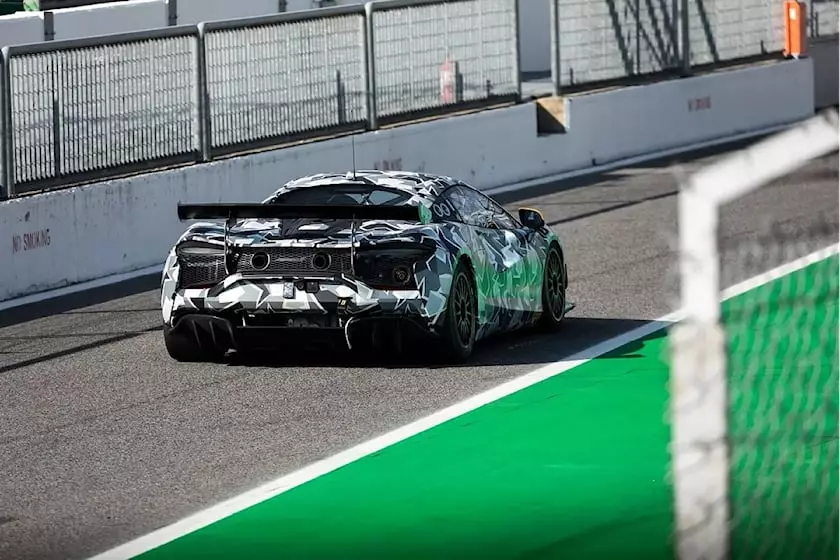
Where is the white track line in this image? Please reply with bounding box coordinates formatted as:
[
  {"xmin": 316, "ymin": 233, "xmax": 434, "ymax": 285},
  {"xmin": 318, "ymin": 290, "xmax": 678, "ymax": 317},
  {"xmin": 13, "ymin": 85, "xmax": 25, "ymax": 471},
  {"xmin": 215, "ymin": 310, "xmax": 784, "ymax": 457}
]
[
  {"xmin": 87, "ymin": 243, "xmax": 840, "ymax": 560},
  {"xmin": 0, "ymin": 119, "xmax": 801, "ymax": 314}
]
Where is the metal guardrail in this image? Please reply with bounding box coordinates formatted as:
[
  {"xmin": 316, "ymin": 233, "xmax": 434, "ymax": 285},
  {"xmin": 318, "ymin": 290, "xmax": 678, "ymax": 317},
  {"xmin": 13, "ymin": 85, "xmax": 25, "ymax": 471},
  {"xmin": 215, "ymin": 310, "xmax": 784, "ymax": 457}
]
[{"xmin": 0, "ymin": 0, "xmax": 836, "ymax": 198}]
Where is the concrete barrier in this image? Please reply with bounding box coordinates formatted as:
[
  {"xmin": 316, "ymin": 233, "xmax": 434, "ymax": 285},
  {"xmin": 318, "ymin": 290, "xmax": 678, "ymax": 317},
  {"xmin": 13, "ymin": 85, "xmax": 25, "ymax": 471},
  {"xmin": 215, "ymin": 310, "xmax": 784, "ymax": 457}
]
[
  {"xmin": 0, "ymin": 11, "xmax": 44, "ymax": 47},
  {"xmin": 0, "ymin": 59, "xmax": 815, "ymax": 303},
  {"xmin": 51, "ymin": 0, "xmax": 168, "ymax": 41},
  {"xmin": 174, "ymin": 0, "xmax": 283, "ymax": 25},
  {"xmin": 565, "ymin": 61, "xmax": 816, "ymax": 166}
]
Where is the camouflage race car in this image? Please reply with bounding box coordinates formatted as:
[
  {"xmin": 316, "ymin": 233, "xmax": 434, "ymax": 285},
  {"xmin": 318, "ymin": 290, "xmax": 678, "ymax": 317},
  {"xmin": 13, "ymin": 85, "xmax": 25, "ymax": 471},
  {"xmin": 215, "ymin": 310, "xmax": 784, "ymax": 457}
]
[{"xmin": 161, "ymin": 170, "xmax": 573, "ymax": 363}]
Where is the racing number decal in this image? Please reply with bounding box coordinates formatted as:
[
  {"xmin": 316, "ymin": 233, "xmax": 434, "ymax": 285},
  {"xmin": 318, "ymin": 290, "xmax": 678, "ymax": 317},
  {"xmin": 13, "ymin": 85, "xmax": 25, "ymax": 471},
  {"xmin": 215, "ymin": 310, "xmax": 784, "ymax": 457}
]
[{"xmin": 432, "ymin": 200, "xmax": 454, "ymax": 220}]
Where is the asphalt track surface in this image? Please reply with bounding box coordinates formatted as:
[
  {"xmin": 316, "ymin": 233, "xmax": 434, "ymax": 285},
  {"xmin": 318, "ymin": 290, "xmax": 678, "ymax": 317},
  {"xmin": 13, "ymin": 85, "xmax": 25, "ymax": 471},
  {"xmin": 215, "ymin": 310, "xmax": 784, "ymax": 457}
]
[{"xmin": 0, "ymin": 143, "xmax": 837, "ymax": 560}]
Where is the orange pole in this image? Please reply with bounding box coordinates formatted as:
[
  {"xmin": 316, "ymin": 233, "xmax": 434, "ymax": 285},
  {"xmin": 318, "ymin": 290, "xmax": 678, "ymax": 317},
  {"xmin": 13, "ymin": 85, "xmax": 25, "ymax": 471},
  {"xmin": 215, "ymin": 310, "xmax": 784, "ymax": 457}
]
[{"xmin": 783, "ymin": 0, "xmax": 808, "ymax": 58}]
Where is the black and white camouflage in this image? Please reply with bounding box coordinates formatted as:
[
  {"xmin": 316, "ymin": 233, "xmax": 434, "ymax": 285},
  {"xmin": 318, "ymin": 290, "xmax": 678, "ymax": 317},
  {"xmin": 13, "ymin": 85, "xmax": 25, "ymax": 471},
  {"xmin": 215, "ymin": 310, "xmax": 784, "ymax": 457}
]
[{"xmin": 160, "ymin": 170, "xmax": 570, "ymax": 352}]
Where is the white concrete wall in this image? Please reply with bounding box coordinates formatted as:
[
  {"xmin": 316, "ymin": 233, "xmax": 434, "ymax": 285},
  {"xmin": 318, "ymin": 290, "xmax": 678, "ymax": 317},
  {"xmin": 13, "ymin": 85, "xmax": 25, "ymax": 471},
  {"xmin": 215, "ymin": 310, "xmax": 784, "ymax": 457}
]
[
  {"xmin": 173, "ymin": 0, "xmax": 279, "ymax": 25},
  {"xmin": 566, "ymin": 61, "xmax": 815, "ymax": 165},
  {"xmin": 51, "ymin": 0, "xmax": 168, "ymax": 41},
  {"xmin": 0, "ymin": 12, "xmax": 45, "ymax": 47},
  {"xmin": 0, "ymin": 59, "xmax": 815, "ymax": 302}
]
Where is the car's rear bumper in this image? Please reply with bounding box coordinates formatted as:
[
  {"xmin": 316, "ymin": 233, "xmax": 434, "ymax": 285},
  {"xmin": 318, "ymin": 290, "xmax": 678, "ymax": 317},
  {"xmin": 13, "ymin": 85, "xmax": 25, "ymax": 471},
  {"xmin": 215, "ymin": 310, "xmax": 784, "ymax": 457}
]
[
  {"xmin": 166, "ymin": 276, "xmax": 436, "ymax": 351},
  {"xmin": 170, "ymin": 311, "xmax": 435, "ymax": 352}
]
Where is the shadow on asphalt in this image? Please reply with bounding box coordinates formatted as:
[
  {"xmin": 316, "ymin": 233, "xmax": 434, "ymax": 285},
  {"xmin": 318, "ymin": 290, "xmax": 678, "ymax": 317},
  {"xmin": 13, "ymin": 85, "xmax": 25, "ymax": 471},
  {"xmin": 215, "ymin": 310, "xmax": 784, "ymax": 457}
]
[
  {"xmin": 0, "ymin": 315, "xmax": 669, "ymax": 374},
  {"xmin": 224, "ymin": 316, "xmax": 669, "ymax": 370},
  {"xmin": 0, "ymin": 274, "xmax": 161, "ymax": 329},
  {"xmin": 0, "ymin": 325, "xmax": 162, "ymax": 375}
]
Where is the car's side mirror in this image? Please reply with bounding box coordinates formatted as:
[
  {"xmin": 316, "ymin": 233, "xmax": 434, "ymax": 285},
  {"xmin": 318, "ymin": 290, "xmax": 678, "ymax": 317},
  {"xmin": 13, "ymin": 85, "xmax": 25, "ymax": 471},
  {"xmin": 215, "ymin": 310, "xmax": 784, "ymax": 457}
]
[{"xmin": 518, "ymin": 207, "xmax": 545, "ymax": 230}]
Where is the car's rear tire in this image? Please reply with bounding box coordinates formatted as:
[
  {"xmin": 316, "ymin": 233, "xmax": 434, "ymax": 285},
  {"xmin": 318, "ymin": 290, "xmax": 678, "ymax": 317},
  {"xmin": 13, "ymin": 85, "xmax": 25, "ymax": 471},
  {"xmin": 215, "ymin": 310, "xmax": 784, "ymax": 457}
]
[
  {"xmin": 538, "ymin": 244, "xmax": 567, "ymax": 331},
  {"xmin": 437, "ymin": 261, "xmax": 477, "ymax": 363},
  {"xmin": 163, "ymin": 324, "xmax": 224, "ymax": 363}
]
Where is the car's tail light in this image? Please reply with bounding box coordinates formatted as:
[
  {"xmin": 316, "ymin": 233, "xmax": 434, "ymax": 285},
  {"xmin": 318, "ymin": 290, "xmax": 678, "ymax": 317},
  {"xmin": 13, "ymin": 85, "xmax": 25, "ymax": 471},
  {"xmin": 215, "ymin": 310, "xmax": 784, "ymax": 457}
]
[
  {"xmin": 176, "ymin": 241, "xmax": 226, "ymax": 289},
  {"xmin": 355, "ymin": 244, "xmax": 435, "ymax": 290}
]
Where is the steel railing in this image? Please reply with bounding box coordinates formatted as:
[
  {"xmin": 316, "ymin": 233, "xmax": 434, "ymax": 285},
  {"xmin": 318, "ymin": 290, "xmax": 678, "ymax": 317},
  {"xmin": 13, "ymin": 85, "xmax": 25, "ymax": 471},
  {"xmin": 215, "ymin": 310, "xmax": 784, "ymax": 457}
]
[{"xmin": 0, "ymin": 0, "xmax": 836, "ymax": 198}]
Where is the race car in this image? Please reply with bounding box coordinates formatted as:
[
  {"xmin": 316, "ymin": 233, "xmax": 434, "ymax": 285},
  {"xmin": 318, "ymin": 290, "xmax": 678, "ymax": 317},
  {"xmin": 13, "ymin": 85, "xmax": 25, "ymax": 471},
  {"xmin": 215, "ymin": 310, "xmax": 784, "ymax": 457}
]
[{"xmin": 160, "ymin": 170, "xmax": 573, "ymax": 363}]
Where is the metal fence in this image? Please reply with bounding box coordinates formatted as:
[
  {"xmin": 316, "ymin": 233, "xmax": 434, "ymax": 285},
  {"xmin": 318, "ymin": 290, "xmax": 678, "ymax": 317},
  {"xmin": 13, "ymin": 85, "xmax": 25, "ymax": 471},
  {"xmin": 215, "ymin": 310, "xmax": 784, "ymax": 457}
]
[
  {"xmin": 548, "ymin": 0, "xmax": 837, "ymax": 92},
  {"xmin": 369, "ymin": 0, "xmax": 519, "ymax": 118},
  {"xmin": 202, "ymin": 8, "xmax": 370, "ymax": 155},
  {"xmin": 0, "ymin": 0, "xmax": 836, "ymax": 198},
  {"xmin": 0, "ymin": 0, "xmax": 520, "ymax": 196},
  {"xmin": 5, "ymin": 27, "xmax": 201, "ymax": 187}
]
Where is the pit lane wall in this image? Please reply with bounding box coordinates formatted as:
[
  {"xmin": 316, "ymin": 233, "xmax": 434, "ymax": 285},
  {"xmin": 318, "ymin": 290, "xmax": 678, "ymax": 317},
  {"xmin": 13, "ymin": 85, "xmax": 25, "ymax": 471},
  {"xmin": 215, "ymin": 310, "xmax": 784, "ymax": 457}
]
[{"xmin": 0, "ymin": 59, "xmax": 814, "ymax": 303}]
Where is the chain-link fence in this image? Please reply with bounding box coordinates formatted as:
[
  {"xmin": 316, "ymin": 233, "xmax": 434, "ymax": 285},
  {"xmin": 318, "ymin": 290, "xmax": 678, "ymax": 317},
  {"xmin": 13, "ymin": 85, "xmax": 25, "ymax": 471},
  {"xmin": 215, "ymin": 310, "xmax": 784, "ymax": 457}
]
[
  {"xmin": 5, "ymin": 28, "xmax": 200, "ymax": 189},
  {"xmin": 548, "ymin": 0, "xmax": 835, "ymax": 93},
  {"xmin": 0, "ymin": 0, "xmax": 520, "ymax": 196},
  {"xmin": 202, "ymin": 7, "xmax": 369, "ymax": 156},
  {"xmin": 686, "ymin": 0, "xmax": 782, "ymax": 66},
  {"xmin": 552, "ymin": 0, "xmax": 680, "ymax": 86},
  {"xmin": 0, "ymin": 0, "xmax": 834, "ymax": 197},
  {"xmin": 369, "ymin": 0, "xmax": 519, "ymax": 120},
  {"xmin": 808, "ymin": 0, "xmax": 839, "ymax": 38}
]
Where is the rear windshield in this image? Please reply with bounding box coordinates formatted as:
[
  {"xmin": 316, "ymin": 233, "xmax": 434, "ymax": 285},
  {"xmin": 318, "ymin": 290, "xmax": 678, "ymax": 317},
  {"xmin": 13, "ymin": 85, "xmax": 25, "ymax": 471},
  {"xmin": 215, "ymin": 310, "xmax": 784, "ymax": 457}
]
[{"xmin": 269, "ymin": 185, "xmax": 413, "ymax": 207}]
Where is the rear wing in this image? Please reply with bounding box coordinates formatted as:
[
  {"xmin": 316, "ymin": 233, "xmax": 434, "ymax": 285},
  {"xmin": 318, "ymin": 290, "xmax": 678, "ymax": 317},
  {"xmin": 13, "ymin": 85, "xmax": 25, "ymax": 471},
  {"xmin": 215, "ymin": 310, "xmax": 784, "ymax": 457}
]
[{"xmin": 176, "ymin": 203, "xmax": 422, "ymax": 223}]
